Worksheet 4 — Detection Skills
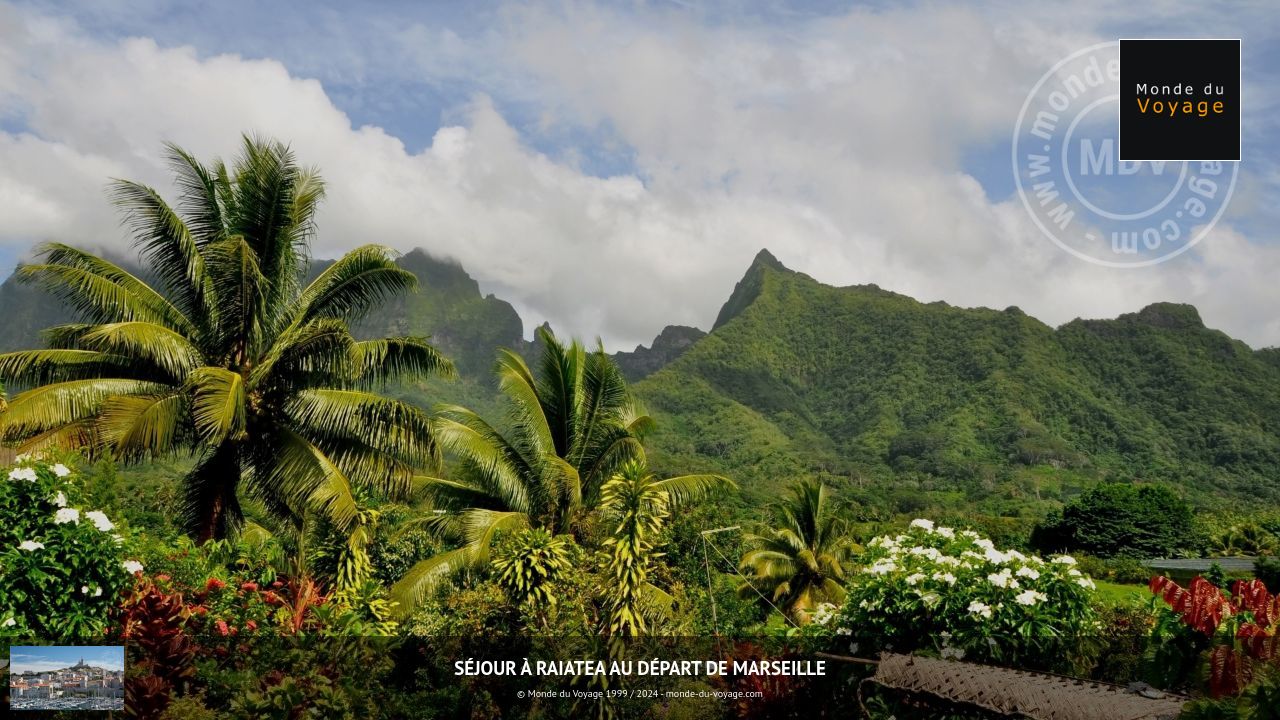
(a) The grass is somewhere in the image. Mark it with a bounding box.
[1094,580,1149,607]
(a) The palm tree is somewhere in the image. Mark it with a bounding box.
[392,327,728,611]
[0,137,453,541]
[738,478,851,624]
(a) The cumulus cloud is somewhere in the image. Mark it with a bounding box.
[0,0,1277,350]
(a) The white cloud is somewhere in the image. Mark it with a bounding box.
[0,1,1277,351]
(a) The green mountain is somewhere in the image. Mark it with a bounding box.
[0,249,524,415]
[632,250,1280,513]
[4,244,1278,519]
[614,325,707,381]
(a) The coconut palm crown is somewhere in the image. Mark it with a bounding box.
[738,478,851,624]
[0,137,453,541]
[392,327,729,610]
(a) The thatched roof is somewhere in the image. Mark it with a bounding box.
[871,654,1186,720]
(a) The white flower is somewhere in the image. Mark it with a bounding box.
[51,491,67,507]
[8,467,37,482]
[936,527,955,539]
[920,591,941,608]
[1067,568,1082,577]
[932,572,957,585]
[974,539,995,551]
[14,453,31,463]
[960,530,980,538]
[1051,555,1077,566]
[1076,577,1096,590]
[835,627,852,636]
[984,547,1009,564]
[987,570,1019,589]
[84,510,114,532]
[80,585,90,594]
[53,508,80,524]
[909,518,935,532]
[52,464,71,478]
[121,560,144,575]
[967,601,993,618]
[1006,550,1026,562]
[811,602,837,626]
[905,573,926,586]
[1015,567,1040,580]
[111,534,124,545]
[1015,589,1048,606]
[17,541,44,551]
[866,560,898,575]
[93,587,102,597]
[2,617,14,627]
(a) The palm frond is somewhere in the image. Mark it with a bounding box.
[287,388,439,468]
[351,337,456,386]
[27,242,196,333]
[293,245,417,325]
[0,349,131,387]
[180,442,243,541]
[186,367,246,445]
[0,378,167,443]
[97,392,188,463]
[389,547,474,616]
[76,322,203,381]
[651,473,734,508]
[108,179,214,329]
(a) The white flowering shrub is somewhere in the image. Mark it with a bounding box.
[0,458,142,640]
[820,519,1098,671]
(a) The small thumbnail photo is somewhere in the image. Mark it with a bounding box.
[8,646,125,712]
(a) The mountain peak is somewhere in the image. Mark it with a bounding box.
[1131,302,1204,330]
[613,325,707,381]
[712,249,791,330]
[750,248,787,272]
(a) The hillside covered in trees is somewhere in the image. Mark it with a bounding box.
[3,246,1277,514]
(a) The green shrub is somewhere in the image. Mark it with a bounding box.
[1031,483,1198,558]
[1255,556,1280,589]
[0,458,143,640]
[821,520,1099,673]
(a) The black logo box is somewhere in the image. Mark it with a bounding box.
[1119,38,1241,162]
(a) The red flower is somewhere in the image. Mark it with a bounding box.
[154,574,171,582]
[271,581,284,589]
[215,620,229,637]
[205,578,226,592]
[245,620,258,631]
[240,581,259,592]
[191,605,209,615]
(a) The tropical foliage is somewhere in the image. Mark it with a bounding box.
[392,327,726,610]
[825,520,1100,673]
[737,478,851,624]
[1149,575,1280,698]
[1032,483,1199,558]
[0,137,452,541]
[0,457,142,640]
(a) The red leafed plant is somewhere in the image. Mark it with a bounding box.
[115,577,198,719]
[1151,575,1280,697]
[1150,575,1232,636]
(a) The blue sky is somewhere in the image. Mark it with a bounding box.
[9,645,124,673]
[1,0,1278,348]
